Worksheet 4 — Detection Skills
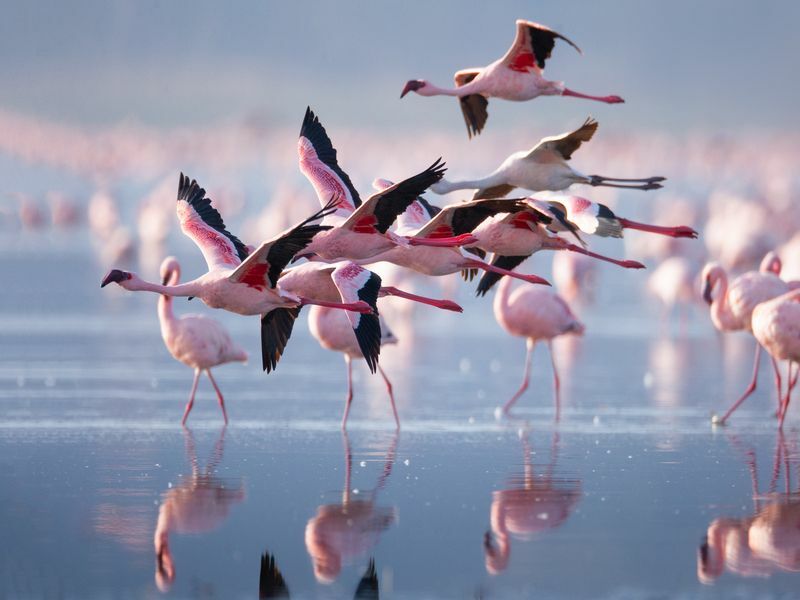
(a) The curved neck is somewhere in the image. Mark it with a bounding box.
[710,272,737,330]
[494,276,514,315]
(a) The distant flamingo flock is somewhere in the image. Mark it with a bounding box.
[3,17,791,429]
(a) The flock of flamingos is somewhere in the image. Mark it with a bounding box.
[89,19,800,430]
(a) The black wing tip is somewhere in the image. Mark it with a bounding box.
[417,195,442,219]
[261,307,301,373]
[355,313,382,374]
[177,172,204,205]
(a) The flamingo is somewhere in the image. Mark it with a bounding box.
[157,257,247,425]
[154,428,244,592]
[400,19,624,138]
[702,252,793,424]
[258,551,378,599]
[305,432,397,584]
[752,290,800,428]
[297,108,475,261]
[493,276,585,417]
[100,174,372,373]
[429,118,665,198]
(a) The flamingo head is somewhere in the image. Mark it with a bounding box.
[400,79,429,98]
[700,262,724,305]
[759,251,782,276]
[159,256,181,286]
[100,269,133,289]
[483,530,510,575]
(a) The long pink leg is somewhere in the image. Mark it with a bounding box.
[772,357,783,418]
[379,286,462,312]
[617,218,698,239]
[205,369,229,425]
[181,369,201,425]
[300,297,372,313]
[503,339,535,414]
[464,259,550,287]
[779,362,797,429]
[341,356,354,430]
[560,242,645,269]
[716,344,762,425]
[408,234,478,247]
[547,340,561,421]
[561,88,624,104]
[377,364,400,430]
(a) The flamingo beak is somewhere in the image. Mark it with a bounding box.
[702,278,713,304]
[101,269,131,288]
[400,80,425,98]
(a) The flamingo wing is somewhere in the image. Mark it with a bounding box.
[176,173,249,270]
[475,255,530,296]
[260,307,301,373]
[331,263,382,373]
[298,107,361,215]
[341,159,446,234]
[527,198,586,246]
[259,552,290,598]
[473,183,517,200]
[527,117,598,161]
[354,558,379,599]
[454,68,488,138]
[415,199,524,239]
[500,19,582,72]
[229,198,338,290]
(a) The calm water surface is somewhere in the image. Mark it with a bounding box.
[2,238,800,599]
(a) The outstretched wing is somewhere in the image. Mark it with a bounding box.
[176,173,249,270]
[331,262,382,374]
[415,199,525,239]
[527,198,586,246]
[229,198,338,290]
[549,195,623,238]
[260,307,301,373]
[475,255,529,297]
[341,159,446,234]
[455,68,488,139]
[499,19,581,72]
[528,118,598,161]
[473,183,516,200]
[298,107,361,215]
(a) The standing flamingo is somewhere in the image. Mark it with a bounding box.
[752,290,800,428]
[400,19,624,138]
[429,118,664,198]
[157,257,247,425]
[297,108,475,260]
[100,174,372,373]
[702,252,792,424]
[494,277,585,417]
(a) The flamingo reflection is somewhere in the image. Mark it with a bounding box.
[154,427,245,591]
[305,432,398,584]
[259,551,380,598]
[484,431,581,574]
[698,434,800,583]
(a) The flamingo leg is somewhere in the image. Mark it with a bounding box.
[377,364,400,430]
[464,259,550,287]
[561,88,624,104]
[617,218,697,239]
[547,340,561,421]
[716,344,762,425]
[407,233,478,247]
[779,362,797,429]
[503,339,535,414]
[772,356,783,418]
[379,286,462,312]
[341,355,354,430]
[560,242,644,269]
[205,369,229,425]
[181,369,201,425]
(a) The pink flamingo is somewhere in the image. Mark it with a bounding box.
[101,174,371,372]
[430,118,664,198]
[493,277,585,416]
[158,257,247,425]
[400,20,624,138]
[702,252,792,424]
[752,290,800,428]
[297,108,475,261]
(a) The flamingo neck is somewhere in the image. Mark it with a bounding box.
[130,276,202,298]
[433,172,506,195]
[710,272,738,330]
[158,272,179,327]
[494,276,514,316]
[423,82,468,97]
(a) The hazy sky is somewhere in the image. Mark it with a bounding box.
[2,1,799,135]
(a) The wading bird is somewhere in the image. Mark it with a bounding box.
[430,119,664,199]
[401,20,624,137]
[158,257,247,425]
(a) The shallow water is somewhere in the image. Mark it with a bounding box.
[2,237,800,599]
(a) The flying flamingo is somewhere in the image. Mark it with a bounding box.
[752,290,800,428]
[429,118,665,199]
[493,276,585,417]
[702,252,794,424]
[297,108,475,261]
[157,256,247,425]
[101,174,372,373]
[400,19,624,138]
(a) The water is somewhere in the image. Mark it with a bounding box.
[2,234,800,599]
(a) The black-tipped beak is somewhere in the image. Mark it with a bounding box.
[161,274,169,286]
[702,278,713,304]
[101,269,131,288]
[400,79,424,98]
